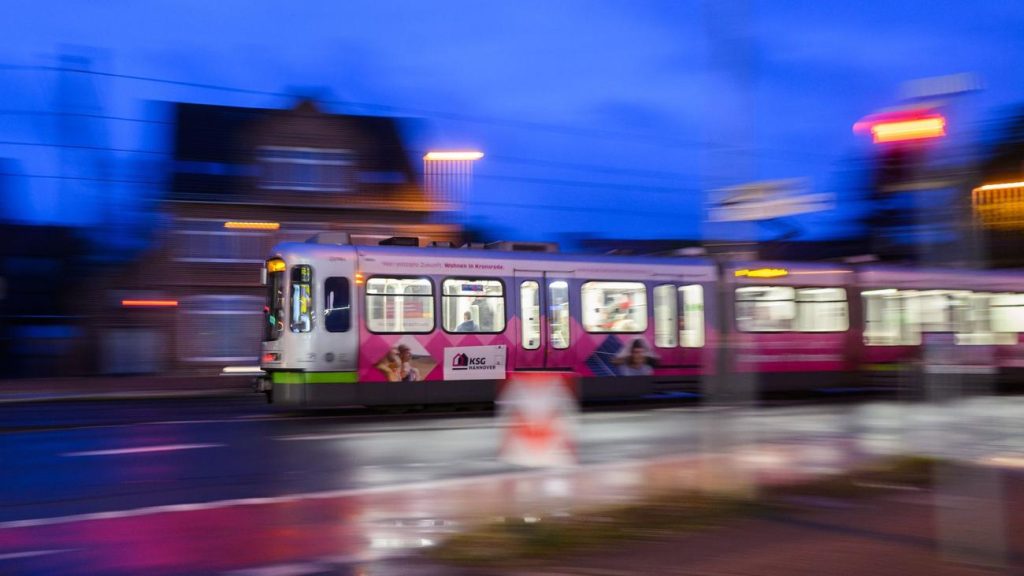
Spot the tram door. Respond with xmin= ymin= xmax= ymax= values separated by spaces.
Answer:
xmin=514 ymin=271 xmax=575 ymax=371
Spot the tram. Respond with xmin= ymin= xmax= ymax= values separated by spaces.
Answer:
xmin=256 ymin=233 xmax=1024 ymax=406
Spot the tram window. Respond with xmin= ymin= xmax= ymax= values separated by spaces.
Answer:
xmin=679 ymin=284 xmax=705 ymax=347
xmin=549 ymin=280 xmax=570 ymax=349
xmin=441 ymin=279 xmax=505 ymax=333
xmin=290 ymin=265 xmax=313 ymax=333
xmin=264 ymin=264 xmax=286 ymax=342
xmin=736 ymin=286 xmax=794 ymax=332
xmin=365 ymin=277 xmax=434 ymax=334
xmin=520 ymin=281 xmax=541 ymax=349
xmin=581 ymin=281 xmax=648 ymax=333
xmin=794 ymin=288 xmax=848 ymax=332
xmin=654 ymin=284 xmax=677 ymax=348
xmin=956 ymin=292 xmax=1015 ymax=345
xmin=863 ymin=289 xmax=919 ymax=346
xmin=324 ymin=277 xmax=351 ymax=333
xmin=991 ymin=294 xmax=1024 ymax=334
xmin=916 ymin=290 xmax=964 ymax=333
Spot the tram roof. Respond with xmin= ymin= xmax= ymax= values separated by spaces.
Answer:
xmin=271 ymin=241 xmax=715 ymax=269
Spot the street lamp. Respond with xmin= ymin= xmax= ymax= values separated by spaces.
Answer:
xmin=423 ymin=150 xmax=484 ymax=216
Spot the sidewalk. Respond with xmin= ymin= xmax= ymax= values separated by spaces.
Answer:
xmin=0 ymin=374 xmax=257 ymax=404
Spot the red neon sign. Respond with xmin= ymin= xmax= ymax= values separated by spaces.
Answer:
xmin=121 ymin=299 xmax=179 ymax=308
xmin=854 ymin=111 xmax=947 ymax=143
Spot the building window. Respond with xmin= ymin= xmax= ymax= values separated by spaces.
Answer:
xmin=581 ymin=281 xmax=648 ymax=333
xmin=520 ymin=281 xmax=541 ymax=349
xmin=366 ymin=277 xmax=434 ymax=333
xmin=178 ymin=296 xmax=264 ymax=362
xmin=324 ymin=277 xmax=351 ymax=333
xmin=549 ymin=281 xmax=570 ymax=349
xmin=258 ymin=146 xmax=353 ymax=192
xmin=442 ymin=279 xmax=505 ymax=333
xmin=678 ymin=284 xmax=705 ymax=347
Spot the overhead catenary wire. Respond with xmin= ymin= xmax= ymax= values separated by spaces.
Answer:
xmin=4 ymin=63 xmax=835 ymax=160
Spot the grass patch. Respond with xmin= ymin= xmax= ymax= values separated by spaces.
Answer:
xmin=430 ymin=455 xmax=941 ymax=567
xmin=429 ymin=492 xmax=753 ymax=567
xmin=768 ymin=454 xmax=938 ymax=500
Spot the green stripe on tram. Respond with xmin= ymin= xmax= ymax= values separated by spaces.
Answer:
xmin=271 ymin=371 xmax=359 ymax=384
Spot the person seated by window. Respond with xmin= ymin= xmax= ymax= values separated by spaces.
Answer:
xmin=456 ymin=311 xmax=478 ymax=332
xmin=472 ymin=296 xmax=493 ymax=330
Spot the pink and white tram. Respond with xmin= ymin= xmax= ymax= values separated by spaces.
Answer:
xmin=260 ymin=235 xmax=718 ymax=406
xmin=857 ymin=265 xmax=1024 ymax=380
xmin=257 ymin=235 xmax=1024 ymax=406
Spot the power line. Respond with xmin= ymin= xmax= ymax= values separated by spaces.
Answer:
xmin=26 ymin=64 xmax=834 ymax=159
xmin=475 ymin=173 xmax=699 ymax=195
xmin=455 ymin=199 xmax=694 ymax=219
xmin=0 ymin=172 xmax=157 ymax=185
xmin=0 ymin=140 xmax=168 ymax=155
xmin=485 ymin=154 xmax=695 ymax=181
xmin=0 ymin=109 xmax=172 ymax=124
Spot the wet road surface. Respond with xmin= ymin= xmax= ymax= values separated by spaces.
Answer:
xmin=2 ymin=394 xmax=1022 ymax=574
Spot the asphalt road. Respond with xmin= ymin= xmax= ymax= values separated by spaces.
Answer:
xmin=1 ymin=393 xmax=1022 ymax=575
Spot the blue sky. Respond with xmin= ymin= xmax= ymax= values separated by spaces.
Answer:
xmin=2 ymin=1 xmax=1023 ymax=243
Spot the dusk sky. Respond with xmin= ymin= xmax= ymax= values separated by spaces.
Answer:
xmin=3 ymin=1 xmax=1024 ymax=243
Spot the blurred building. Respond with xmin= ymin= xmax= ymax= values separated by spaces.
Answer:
xmin=574 ymin=237 xmax=867 ymax=262
xmin=86 ymin=100 xmax=462 ymax=376
xmin=0 ymin=224 xmax=85 ymax=378
xmin=972 ymin=110 xmax=1024 ymax=268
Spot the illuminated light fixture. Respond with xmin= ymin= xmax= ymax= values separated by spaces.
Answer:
xmin=122 ymin=299 xmax=178 ymax=308
xmin=225 ymin=221 xmax=281 ymax=230
xmin=267 ymin=259 xmax=286 ymax=273
xmin=423 ymin=151 xmax=485 ymax=161
xmin=973 ymin=181 xmax=1024 ymax=192
xmin=869 ymin=117 xmax=946 ymax=143
xmin=355 ymin=272 xmax=365 ymax=285
xmin=735 ymin=268 xmax=788 ymax=279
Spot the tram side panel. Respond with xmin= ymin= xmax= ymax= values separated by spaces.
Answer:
xmin=350 ymin=254 xmax=718 ymax=405
xmin=727 ymin=264 xmax=858 ymax=392
xmin=352 ymin=273 xmax=717 ymax=404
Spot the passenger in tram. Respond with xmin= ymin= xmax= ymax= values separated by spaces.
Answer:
xmin=471 ymin=296 xmax=493 ymax=331
xmin=614 ymin=338 xmax=656 ymax=376
xmin=397 ymin=344 xmax=420 ymax=382
xmin=456 ymin=311 xmax=478 ymax=332
xmin=375 ymin=347 xmax=402 ymax=382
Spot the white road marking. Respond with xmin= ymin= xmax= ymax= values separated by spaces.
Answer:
xmin=0 ymin=549 xmax=75 ymax=561
xmin=63 ymin=443 xmax=223 ymax=457
xmin=982 ymin=454 xmax=1024 ymax=468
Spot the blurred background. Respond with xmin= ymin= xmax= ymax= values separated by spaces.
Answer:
xmin=1 ymin=1 xmax=1023 ymax=379
xmin=2 ymin=4 xmax=1024 ymax=575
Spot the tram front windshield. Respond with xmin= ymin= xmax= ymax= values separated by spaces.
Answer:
xmin=264 ymin=264 xmax=285 ymax=341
